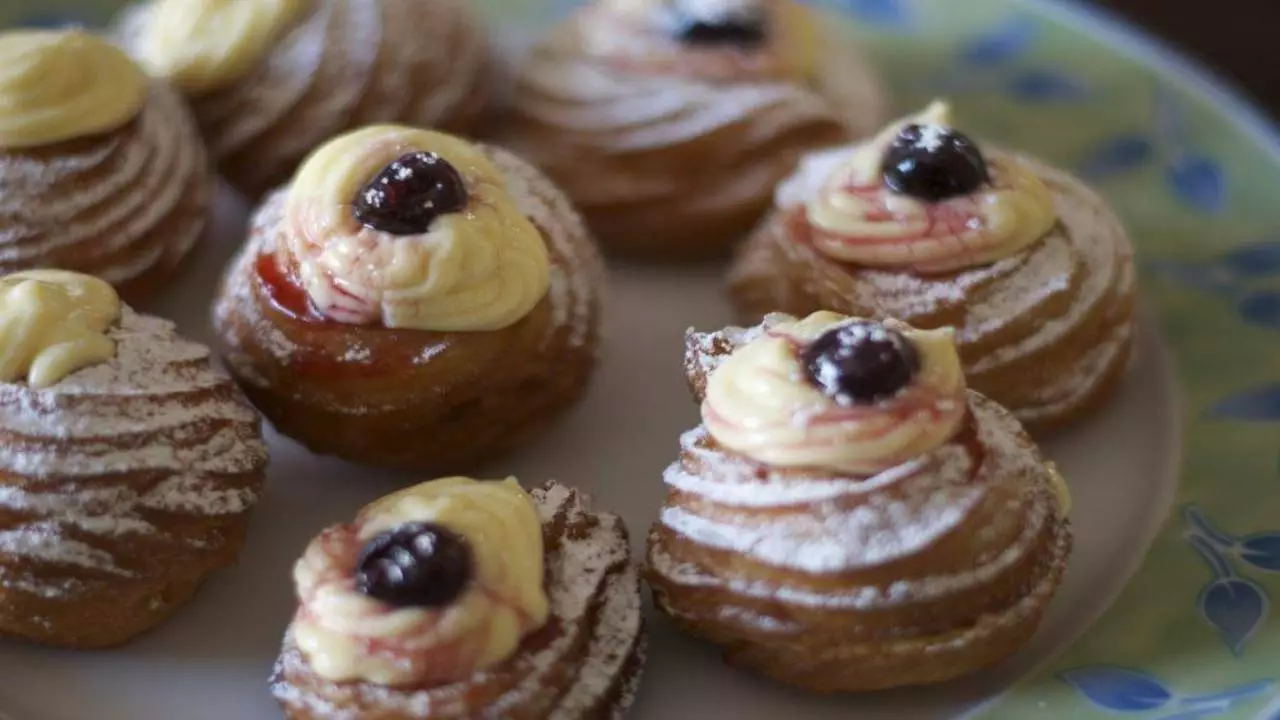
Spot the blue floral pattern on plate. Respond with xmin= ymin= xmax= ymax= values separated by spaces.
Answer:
xmin=1059 ymin=666 xmax=1273 ymax=718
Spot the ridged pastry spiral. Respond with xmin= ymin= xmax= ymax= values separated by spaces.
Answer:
xmin=272 ymin=481 xmax=647 ymax=720
xmin=0 ymin=51 xmax=211 ymax=301
xmin=214 ymin=138 xmax=604 ymax=472
xmin=501 ymin=0 xmax=885 ymax=260
xmin=730 ymin=143 xmax=1136 ymax=433
xmin=644 ymin=316 xmax=1071 ymax=692
xmin=115 ymin=0 xmax=495 ymax=199
xmin=0 ymin=307 xmax=269 ymax=648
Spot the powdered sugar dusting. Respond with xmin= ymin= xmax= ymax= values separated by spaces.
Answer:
xmin=0 ymin=308 xmax=268 ymax=597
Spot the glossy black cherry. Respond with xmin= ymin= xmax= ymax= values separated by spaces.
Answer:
xmin=670 ymin=1 xmax=767 ymax=46
xmin=353 ymin=152 xmax=469 ymax=235
xmin=802 ymin=321 xmax=921 ymax=404
xmin=880 ymin=124 xmax=990 ymax=202
xmin=355 ymin=522 xmax=473 ymax=608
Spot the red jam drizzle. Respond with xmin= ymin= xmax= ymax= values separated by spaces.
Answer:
xmin=255 ymin=252 xmax=324 ymax=323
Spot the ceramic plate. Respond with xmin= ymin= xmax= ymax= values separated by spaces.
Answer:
xmin=2 ymin=0 xmax=1279 ymax=718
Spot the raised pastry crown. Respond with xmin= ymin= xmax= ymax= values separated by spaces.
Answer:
xmin=133 ymin=0 xmax=307 ymax=95
xmin=278 ymin=125 xmax=552 ymax=332
xmin=803 ymin=100 xmax=1058 ymax=273
xmin=293 ymin=476 xmax=550 ymax=686
xmin=702 ymin=311 xmax=967 ymax=474
xmin=0 ymin=30 xmax=147 ymax=149
xmin=0 ymin=270 xmax=121 ymax=388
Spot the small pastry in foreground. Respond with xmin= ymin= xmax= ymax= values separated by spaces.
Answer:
xmin=646 ymin=311 xmax=1072 ymax=692
xmin=0 ymin=270 xmax=268 ymax=649
xmin=0 ymin=29 xmax=211 ymax=302
xmin=272 ymin=476 xmax=646 ymax=719
xmin=115 ymin=0 xmax=495 ymax=199
xmin=214 ymin=125 xmax=604 ymax=472
xmin=501 ymin=0 xmax=886 ymax=260
xmin=729 ymin=101 xmax=1136 ymax=433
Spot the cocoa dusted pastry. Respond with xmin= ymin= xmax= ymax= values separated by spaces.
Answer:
xmin=501 ymin=0 xmax=886 ymax=260
xmin=114 ymin=0 xmax=495 ymax=198
xmin=0 ymin=270 xmax=268 ymax=648
xmin=213 ymin=125 xmax=604 ymax=472
xmin=272 ymin=476 xmax=646 ymax=719
xmin=0 ymin=29 xmax=211 ymax=302
xmin=729 ymin=101 xmax=1136 ymax=433
xmin=646 ymin=311 xmax=1072 ymax=692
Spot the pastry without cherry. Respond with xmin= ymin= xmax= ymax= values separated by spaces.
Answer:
xmin=0 ymin=29 xmax=212 ymax=302
xmin=729 ymin=101 xmax=1136 ymax=432
xmin=213 ymin=125 xmax=604 ymax=472
xmin=645 ymin=311 xmax=1072 ymax=692
xmin=271 ymin=476 xmax=646 ymax=719
xmin=0 ymin=270 xmax=268 ymax=649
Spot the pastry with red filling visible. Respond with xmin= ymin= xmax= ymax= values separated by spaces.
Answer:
xmin=271 ymin=476 xmax=646 ymax=719
xmin=213 ymin=125 xmax=603 ymax=472
xmin=646 ymin=311 xmax=1072 ymax=692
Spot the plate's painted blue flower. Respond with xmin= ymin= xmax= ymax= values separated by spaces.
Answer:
xmin=1207 ymin=385 xmax=1280 ymax=422
xmin=1167 ymin=153 xmax=1228 ymax=213
xmin=1006 ymin=69 xmax=1089 ymax=103
xmin=15 ymin=13 xmax=79 ymax=28
xmin=1147 ymin=240 xmax=1280 ymax=332
xmin=841 ymin=0 xmax=912 ymax=28
xmin=1185 ymin=527 xmax=1270 ymax=655
xmin=1078 ymin=134 xmax=1156 ymax=180
xmin=959 ymin=14 xmax=1037 ymax=66
xmin=1059 ymin=666 xmax=1273 ymax=717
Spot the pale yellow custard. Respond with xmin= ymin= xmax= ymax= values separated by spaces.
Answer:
xmin=281 ymin=125 xmax=552 ymax=332
xmin=1046 ymin=461 xmax=1072 ymax=517
xmin=292 ymin=477 xmax=550 ymax=686
xmin=703 ymin=311 xmax=967 ymax=474
xmin=134 ymin=0 xmax=306 ymax=95
xmin=804 ymin=100 xmax=1058 ymax=273
xmin=0 ymin=30 xmax=147 ymax=149
xmin=0 ymin=270 xmax=121 ymax=388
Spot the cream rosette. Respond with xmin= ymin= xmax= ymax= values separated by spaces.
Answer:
xmin=131 ymin=0 xmax=307 ymax=95
xmin=280 ymin=126 xmax=551 ymax=332
xmin=702 ymin=311 xmax=966 ymax=474
xmin=801 ymin=100 xmax=1057 ymax=274
xmin=0 ymin=270 xmax=121 ymax=388
xmin=0 ymin=30 xmax=147 ymax=149
xmin=292 ymin=477 xmax=550 ymax=686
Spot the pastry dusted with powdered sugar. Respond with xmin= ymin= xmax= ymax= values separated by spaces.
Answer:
xmin=730 ymin=100 xmax=1136 ymax=433
xmin=114 ymin=0 xmax=495 ymax=199
xmin=0 ymin=270 xmax=268 ymax=648
xmin=501 ymin=0 xmax=885 ymax=261
xmin=647 ymin=311 xmax=1072 ymax=692
xmin=272 ymin=477 xmax=646 ymax=719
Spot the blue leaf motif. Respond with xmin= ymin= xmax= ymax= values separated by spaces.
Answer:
xmin=960 ymin=15 xmax=1037 ymax=66
xmin=1198 ymin=575 xmax=1269 ymax=655
xmin=1206 ymin=385 xmax=1280 ymax=421
xmin=1238 ymin=291 xmax=1280 ymax=330
xmin=1058 ymin=666 xmax=1174 ymax=712
xmin=842 ymin=0 xmax=910 ymax=27
xmin=16 ymin=12 xmax=81 ymax=28
xmin=1155 ymin=712 xmax=1217 ymax=720
xmin=1183 ymin=505 xmax=1239 ymax=548
xmin=1167 ymin=154 xmax=1227 ymax=213
xmin=1007 ymin=70 xmax=1089 ymax=103
xmin=1218 ymin=241 xmax=1280 ymax=278
xmin=1240 ymin=533 xmax=1280 ymax=572
xmin=1077 ymin=134 xmax=1155 ymax=180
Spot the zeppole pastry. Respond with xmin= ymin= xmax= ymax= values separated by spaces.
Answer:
xmin=646 ymin=311 xmax=1072 ymax=692
xmin=0 ymin=30 xmax=211 ymax=302
xmin=214 ymin=125 xmax=604 ymax=471
xmin=0 ymin=270 xmax=268 ymax=649
xmin=730 ymin=101 xmax=1136 ymax=432
xmin=272 ymin=476 xmax=646 ymax=719
xmin=501 ymin=0 xmax=885 ymax=260
xmin=115 ymin=0 xmax=495 ymax=198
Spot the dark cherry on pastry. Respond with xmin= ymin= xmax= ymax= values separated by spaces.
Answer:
xmin=213 ymin=126 xmax=604 ymax=471
xmin=501 ymin=0 xmax=886 ymax=260
xmin=730 ymin=100 xmax=1136 ymax=433
xmin=271 ymin=477 xmax=647 ymax=719
xmin=0 ymin=270 xmax=268 ymax=648
xmin=649 ymin=311 xmax=1073 ymax=692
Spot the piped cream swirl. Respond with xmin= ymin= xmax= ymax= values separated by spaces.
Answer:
xmin=0 ymin=30 xmax=147 ymax=149
xmin=281 ymin=126 xmax=551 ymax=331
xmin=293 ymin=477 xmax=550 ymax=686
xmin=804 ymin=101 xmax=1057 ymax=273
xmin=703 ymin=311 xmax=966 ymax=474
xmin=0 ymin=270 xmax=120 ymax=388
xmin=132 ymin=0 xmax=307 ymax=95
